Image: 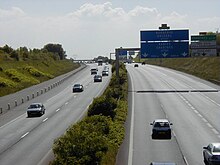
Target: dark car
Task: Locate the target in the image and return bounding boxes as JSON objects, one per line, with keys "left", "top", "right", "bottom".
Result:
{"left": 72, "top": 84, "right": 84, "bottom": 92}
{"left": 142, "top": 61, "right": 146, "bottom": 65}
{"left": 102, "top": 70, "right": 109, "bottom": 76}
{"left": 91, "top": 68, "right": 98, "bottom": 75}
{"left": 134, "top": 64, "right": 139, "bottom": 67}
{"left": 203, "top": 143, "right": 220, "bottom": 165}
{"left": 27, "top": 103, "right": 45, "bottom": 117}
{"left": 150, "top": 119, "right": 172, "bottom": 139}
{"left": 94, "top": 75, "right": 102, "bottom": 82}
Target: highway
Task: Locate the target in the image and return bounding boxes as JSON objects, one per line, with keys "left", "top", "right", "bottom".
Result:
{"left": 117, "top": 63, "right": 220, "bottom": 165}
{"left": 0, "top": 64, "right": 111, "bottom": 165}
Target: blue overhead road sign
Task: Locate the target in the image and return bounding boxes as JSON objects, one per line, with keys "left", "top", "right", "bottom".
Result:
{"left": 141, "top": 42, "right": 189, "bottom": 58}
{"left": 116, "top": 49, "right": 127, "bottom": 56}
{"left": 140, "top": 29, "right": 189, "bottom": 58}
{"left": 141, "top": 29, "right": 189, "bottom": 41}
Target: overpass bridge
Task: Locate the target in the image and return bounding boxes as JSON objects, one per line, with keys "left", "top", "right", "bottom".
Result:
{"left": 73, "top": 59, "right": 95, "bottom": 63}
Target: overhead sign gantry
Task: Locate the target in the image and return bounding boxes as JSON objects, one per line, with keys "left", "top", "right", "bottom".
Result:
{"left": 140, "top": 25, "right": 189, "bottom": 58}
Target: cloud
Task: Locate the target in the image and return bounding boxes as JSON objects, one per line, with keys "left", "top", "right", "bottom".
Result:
{"left": 0, "top": 2, "right": 219, "bottom": 58}
{"left": 0, "top": 7, "right": 26, "bottom": 21}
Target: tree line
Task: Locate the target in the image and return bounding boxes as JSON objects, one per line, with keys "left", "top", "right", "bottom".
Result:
{"left": 0, "top": 43, "right": 66, "bottom": 61}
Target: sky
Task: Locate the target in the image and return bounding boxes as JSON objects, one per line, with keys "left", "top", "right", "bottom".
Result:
{"left": 0, "top": 0, "right": 220, "bottom": 59}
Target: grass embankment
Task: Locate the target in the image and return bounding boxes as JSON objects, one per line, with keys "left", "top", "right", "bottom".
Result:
{"left": 140, "top": 57, "right": 220, "bottom": 85}
{"left": 51, "top": 64, "right": 128, "bottom": 165}
{"left": 0, "top": 53, "right": 79, "bottom": 97}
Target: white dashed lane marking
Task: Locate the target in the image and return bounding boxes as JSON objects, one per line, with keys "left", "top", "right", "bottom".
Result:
{"left": 21, "top": 132, "right": 29, "bottom": 139}
{"left": 179, "top": 94, "right": 220, "bottom": 138}
{"left": 43, "top": 118, "right": 48, "bottom": 122}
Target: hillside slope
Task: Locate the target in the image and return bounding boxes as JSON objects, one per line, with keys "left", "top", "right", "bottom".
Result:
{"left": 140, "top": 57, "right": 220, "bottom": 85}
{"left": 0, "top": 47, "right": 79, "bottom": 97}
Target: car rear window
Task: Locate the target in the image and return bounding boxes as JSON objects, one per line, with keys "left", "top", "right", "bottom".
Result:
{"left": 29, "top": 104, "right": 39, "bottom": 108}
{"left": 213, "top": 146, "right": 220, "bottom": 152}
{"left": 155, "top": 122, "right": 169, "bottom": 127}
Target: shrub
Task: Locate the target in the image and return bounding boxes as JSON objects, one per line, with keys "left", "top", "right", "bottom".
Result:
{"left": 4, "top": 69, "right": 39, "bottom": 84}
{"left": 0, "top": 77, "right": 18, "bottom": 87}
{"left": 52, "top": 116, "right": 111, "bottom": 165}
{"left": 24, "top": 66, "right": 54, "bottom": 78}
{"left": 88, "top": 96, "right": 117, "bottom": 119}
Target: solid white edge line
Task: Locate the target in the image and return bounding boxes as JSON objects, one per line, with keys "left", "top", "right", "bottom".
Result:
{"left": 21, "top": 132, "right": 29, "bottom": 139}
{"left": 128, "top": 74, "right": 134, "bottom": 165}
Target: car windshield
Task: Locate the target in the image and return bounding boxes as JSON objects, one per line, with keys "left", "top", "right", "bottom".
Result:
{"left": 29, "top": 104, "right": 40, "bottom": 108}
{"left": 213, "top": 146, "right": 220, "bottom": 152}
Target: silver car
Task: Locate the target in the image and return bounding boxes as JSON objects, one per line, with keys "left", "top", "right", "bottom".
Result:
{"left": 27, "top": 103, "right": 45, "bottom": 117}
{"left": 150, "top": 119, "right": 172, "bottom": 139}
{"left": 203, "top": 143, "right": 220, "bottom": 165}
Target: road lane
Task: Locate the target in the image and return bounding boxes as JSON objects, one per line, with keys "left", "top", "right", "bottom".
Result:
{"left": 118, "top": 64, "right": 220, "bottom": 165}
{"left": 0, "top": 64, "right": 111, "bottom": 165}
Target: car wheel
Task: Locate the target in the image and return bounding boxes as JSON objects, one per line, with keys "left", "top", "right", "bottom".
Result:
{"left": 152, "top": 134, "right": 156, "bottom": 139}
{"left": 167, "top": 134, "right": 171, "bottom": 139}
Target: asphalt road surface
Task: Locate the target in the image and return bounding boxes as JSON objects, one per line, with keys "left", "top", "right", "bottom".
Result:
{"left": 0, "top": 63, "right": 111, "bottom": 165}
{"left": 116, "top": 63, "right": 220, "bottom": 165}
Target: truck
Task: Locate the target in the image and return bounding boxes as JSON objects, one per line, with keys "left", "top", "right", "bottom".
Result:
{"left": 97, "top": 59, "right": 103, "bottom": 66}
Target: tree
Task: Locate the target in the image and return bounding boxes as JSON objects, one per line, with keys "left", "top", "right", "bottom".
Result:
{"left": 1, "top": 45, "right": 14, "bottom": 54}
{"left": 43, "top": 43, "right": 66, "bottom": 60}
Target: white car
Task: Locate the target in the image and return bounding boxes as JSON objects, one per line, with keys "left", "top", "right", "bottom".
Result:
{"left": 27, "top": 103, "right": 45, "bottom": 117}
{"left": 150, "top": 119, "right": 172, "bottom": 139}
{"left": 203, "top": 143, "right": 220, "bottom": 165}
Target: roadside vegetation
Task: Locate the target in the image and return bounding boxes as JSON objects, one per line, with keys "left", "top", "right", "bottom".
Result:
{"left": 0, "top": 44, "right": 80, "bottom": 97}
{"left": 51, "top": 63, "right": 128, "bottom": 165}
{"left": 137, "top": 57, "right": 220, "bottom": 85}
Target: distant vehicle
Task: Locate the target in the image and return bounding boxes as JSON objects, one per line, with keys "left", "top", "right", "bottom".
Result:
{"left": 72, "top": 84, "right": 84, "bottom": 92}
{"left": 104, "top": 66, "right": 109, "bottom": 71}
{"left": 142, "top": 62, "right": 146, "bottom": 65}
{"left": 91, "top": 68, "right": 98, "bottom": 75}
{"left": 94, "top": 75, "right": 102, "bottom": 82}
{"left": 134, "top": 64, "right": 139, "bottom": 67}
{"left": 27, "top": 103, "right": 45, "bottom": 117}
{"left": 203, "top": 143, "right": 220, "bottom": 165}
{"left": 97, "top": 59, "right": 103, "bottom": 66}
{"left": 102, "top": 70, "right": 109, "bottom": 76}
{"left": 150, "top": 119, "right": 172, "bottom": 139}
{"left": 150, "top": 162, "right": 176, "bottom": 165}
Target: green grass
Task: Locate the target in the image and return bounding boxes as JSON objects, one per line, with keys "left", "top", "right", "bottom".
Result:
{"left": 0, "top": 59, "right": 80, "bottom": 96}
{"left": 137, "top": 57, "right": 220, "bottom": 84}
